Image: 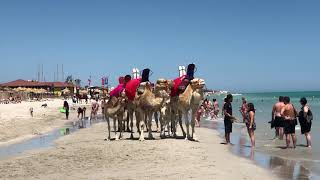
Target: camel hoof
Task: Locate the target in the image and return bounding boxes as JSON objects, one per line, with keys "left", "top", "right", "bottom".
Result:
{"left": 139, "top": 138, "right": 145, "bottom": 141}
{"left": 193, "top": 137, "right": 199, "bottom": 142}
{"left": 104, "top": 138, "right": 111, "bottom": 141}
{"left": 148, "top": 135, "right": 155, "bottom": 140}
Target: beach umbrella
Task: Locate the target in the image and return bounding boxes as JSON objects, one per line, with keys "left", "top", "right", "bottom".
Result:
{"left": 62, "top": 88, "right": 71, "bottom": 94}
{"left": 38, "top": 88, "right": 47, "bottom": 94}
{"left": 80, "top": 90, "right": 88, "bottom": 95}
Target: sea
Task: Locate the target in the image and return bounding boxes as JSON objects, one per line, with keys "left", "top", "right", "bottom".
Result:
{"left": 204, "top": 91, "right": 320, "bottom": 180}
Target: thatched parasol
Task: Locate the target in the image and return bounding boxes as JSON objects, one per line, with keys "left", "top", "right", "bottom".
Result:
{"left": 62, "top": 88, "right": 71, "bottom": 94}
{"left": 79, "top": 90, "right": 88, "bottom": 95}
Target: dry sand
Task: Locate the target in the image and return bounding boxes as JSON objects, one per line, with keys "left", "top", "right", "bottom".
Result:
{"left": 0, "top": 99, "right": 89, "bottom": 146}
{"left": 0, "top": 119, "right": 280, "bottom": 180}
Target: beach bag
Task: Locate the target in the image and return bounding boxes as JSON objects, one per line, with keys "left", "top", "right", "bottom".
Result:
{"left": 60, "top": 108, "right": 66, "bottom": 113}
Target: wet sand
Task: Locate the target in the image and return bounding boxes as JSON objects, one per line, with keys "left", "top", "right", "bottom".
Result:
{"left": 201, "top": 118, "right": 319, "bottom": 179}
{"left": 0, "top": 121, "right": 279, "bottom": 180}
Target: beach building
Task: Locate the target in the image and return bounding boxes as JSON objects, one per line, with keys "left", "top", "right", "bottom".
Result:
{"left": 0, "top": 79, "right": 75, "bottom": 96}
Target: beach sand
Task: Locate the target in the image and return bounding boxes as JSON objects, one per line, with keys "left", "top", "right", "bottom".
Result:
{"left": 0, "top": 99, "right": 88, "bottom": 146}
{"left": 0, "top": 119, "right": 279, "bottom": 180}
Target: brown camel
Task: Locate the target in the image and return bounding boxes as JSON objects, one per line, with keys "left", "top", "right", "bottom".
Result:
{"left": 177, "top": 78, "right": 205, "bottom": 141}
{"left": 137, "top": 81, "right": 170, "bottom": 141}
{"left": 104, "top": 92, "right": 127, "bottom": 141}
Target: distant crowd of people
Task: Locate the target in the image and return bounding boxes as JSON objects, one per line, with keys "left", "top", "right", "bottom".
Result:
{"left": 0, "top": 96, "right": 22, "bottom": 104}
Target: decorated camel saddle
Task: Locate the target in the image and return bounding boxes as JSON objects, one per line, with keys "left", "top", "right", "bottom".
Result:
{"left": 125, "top": 68, "right": 151, "bottom": 101}
{"left": 170, "top": 63, "right": 196, "bottom": 97}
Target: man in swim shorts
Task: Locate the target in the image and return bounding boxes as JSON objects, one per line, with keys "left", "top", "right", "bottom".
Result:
{"left": 272, "top": 96, "right": 285, "bottom": 139}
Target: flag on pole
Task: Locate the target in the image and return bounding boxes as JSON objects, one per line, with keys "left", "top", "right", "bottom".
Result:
{"left": 88, "top": 76, "right": 92, "bottom": 86}
{"left": 101, "top": 77, "right": 105, "bottom": 86}
{"left": 104, "top": 76, "right": 108, "bottom": 86}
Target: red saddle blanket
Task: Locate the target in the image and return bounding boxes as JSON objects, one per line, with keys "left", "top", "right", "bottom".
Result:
{"left": 125, "top": 78, "right": 141, "bottom": 101}
{"left": 170, "top": 75, "right": 187, "bottom": 97}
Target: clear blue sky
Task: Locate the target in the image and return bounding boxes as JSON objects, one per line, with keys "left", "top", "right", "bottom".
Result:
{"left": 0, "top": 0, "right": 319, "bottom": 92}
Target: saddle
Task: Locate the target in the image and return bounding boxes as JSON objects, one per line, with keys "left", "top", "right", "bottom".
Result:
{"left": 171, "top": 63, "right": 196, "bottom": 97}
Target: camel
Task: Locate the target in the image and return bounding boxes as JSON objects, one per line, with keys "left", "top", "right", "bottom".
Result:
{"left": 104, "top": 92, "right": 127, "bottom": 141}
{"left": 177, "top": 78, "right": 205, "bottom": 141}
{"left": 137, "top": 81, "right": 170, "bottom": 141}
{"left": 153, "top": 79, "right": 173, "bottom": 138}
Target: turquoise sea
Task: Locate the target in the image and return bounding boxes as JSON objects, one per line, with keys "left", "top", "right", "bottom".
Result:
{"left": 204, "top": 91, "right": 320, "bottom": 179}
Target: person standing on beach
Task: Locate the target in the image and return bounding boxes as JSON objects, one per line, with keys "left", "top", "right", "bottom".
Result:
{"left": 298, "top": 97, "right": 313, "bottom": 148}
{"left": 272, "top": 96, "right": 285, "bottom": 139}
{"left": 224, "top": 94, "right": 233, "bottom": 144}
{"left": 29, "top": 107, "right": 34, "bottom": 117}
{"left": 240, "top": 97, "right": 248, "bottom": 123}
{"left": 63, "top": 100, "right": 69, "bottom": 120}
{"left": 196, "top": 105, "right": 205, "bottom": 127}
{"left": 90, "top": 99, "right": 99, "bottom": 121}
{"left": 246, "top": 103, "right": 256, "bottom": 148}
{"left": 281, "top": 96, "right": 298, "bottom": 148}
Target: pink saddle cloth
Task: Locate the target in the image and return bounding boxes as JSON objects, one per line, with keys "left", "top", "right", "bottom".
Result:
{"left": 125, "top": 78, "right": 141, "bottom": 101}
{"left": 110, "top": 84, "right": 124, "bottom": 97}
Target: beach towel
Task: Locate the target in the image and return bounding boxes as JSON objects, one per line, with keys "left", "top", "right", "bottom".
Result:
{"left": 125, "top": 78, "right": 141, "bottom": 101}
{"left": 171, "top": 75, "right": 186, "bottom": 97}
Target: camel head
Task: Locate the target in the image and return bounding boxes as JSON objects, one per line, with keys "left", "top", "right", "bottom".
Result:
{"left": 155, "top": 79, "right": 172, "bottom": 98}
{"left": 190, "top": 78, "right": 206, "bottom": 90}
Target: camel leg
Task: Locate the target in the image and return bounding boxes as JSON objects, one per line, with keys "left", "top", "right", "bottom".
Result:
{"left": 126, "top": 111, "right": 130, "bottom": 132}
{"left": 118, "top": 113, "right": 124, "bottom": 140}
{"left": 191, "top": 109, "right": 198, "bottom": 141}
{"left": 154, "top": 111, "right": 160, "bottom": 132}
{"left": 129, "top": 110, "right": 134, "bottom": 139}
{"left": 135, "top": 111, "right": 141, "bottom": 134}
{"left": 185, "top": 112, "right": 190, "bottom": 140}
{"left": 159, "top": 111, "right": 165, "bottom": 138}
{"left": 178, "top": 111, "right": 186, "bottom": 137}
{"left": 113, "top": 117, "right": 119, "bottom": 140}
{"left": 144, "top": 113, "right": 148, "bottom": 132}
{"left": 105, "top": 116, "right": 111, "bottom": 141}
{"left": 171, "top": 109, "right": 177, "bottom": 137}
{"left": 166, "top": 113, "right": 171, "bottom": 137}
{"left": 147, "top": 112, "right": 154, "bottom": 140}
{"left": 139, "top": 114, "right": 145, "bottom": 141}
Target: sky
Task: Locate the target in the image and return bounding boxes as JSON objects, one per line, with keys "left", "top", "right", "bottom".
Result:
{"left": 0, "top": 0, "right": 320, "bottom": 92}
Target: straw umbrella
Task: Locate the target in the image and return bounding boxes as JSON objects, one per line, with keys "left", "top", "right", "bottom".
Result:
{"left": 62, "top": 88, "right": 71, "bottom": 96}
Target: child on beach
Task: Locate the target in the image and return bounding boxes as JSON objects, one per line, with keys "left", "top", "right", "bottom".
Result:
{"left": 77, "top": 107, "right": 84, "bottom": 119}
{"left": 29, "top": 107, "right": 33, "bottom": 117}
{"left": 196, "top": 105, "right": 205, "bottom": 127}
{"left": 246, "top": 103, "right": 256, "bottom": 148}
